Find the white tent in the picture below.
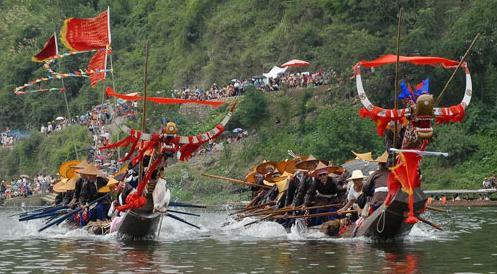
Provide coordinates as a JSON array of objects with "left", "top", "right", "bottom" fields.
[{"left": 263, "top": 66, "right": 287, "bottom": 79}]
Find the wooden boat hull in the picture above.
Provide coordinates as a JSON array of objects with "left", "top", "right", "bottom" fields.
[
  {"left": 349, "top": 188, "right": 427, "bottom": 239},
  {"left": 117, "top": 193, "right": 161, "bottom": 241}
]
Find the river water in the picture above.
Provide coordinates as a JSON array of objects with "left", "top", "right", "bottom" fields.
[{"left": 0, "top": 207, "right": 496, "bottom": 273}]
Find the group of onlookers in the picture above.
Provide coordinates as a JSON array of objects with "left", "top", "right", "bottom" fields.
[
  {"left": 1, "top": 129, "right": 16, "bottom": 147},
  {"left": 171, "top": 68, "right": 337, "bottom": 100},
  {"left": 0, "top": 174, "right": 55, "bottom": 200}
]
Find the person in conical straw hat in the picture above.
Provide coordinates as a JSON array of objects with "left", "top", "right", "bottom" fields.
[
  {"left": 291, "top": 161, "right": 348, "bottom": 226},
  {"left": 261, "top": 171, "right": 291, "bottom": 208},
  {"left": 363, "top": 151, "right": 390, "bottom": 211},
  {"left": 337, "top": 170, "right": 366, "bottom": 215},
  {"left": 71, "top": 163, "right": 111, "bottom": 223},
  {"left": 284, "top": 156, "right": 325, "bottom": 208}
]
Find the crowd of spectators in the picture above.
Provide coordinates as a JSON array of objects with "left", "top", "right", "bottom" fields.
[
  {"left": 1, "top": 129, "right": 17, "bottom": 147},
  {"left": 171, "top": 68, "right": 337, "bottom": 100},
  {"left": 0, "top": 174, "right": 55, "bottom": 201}
]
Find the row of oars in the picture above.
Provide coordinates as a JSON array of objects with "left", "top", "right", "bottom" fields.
[{"left": 16, "top": 197, "right": 208, "bottom": 232}]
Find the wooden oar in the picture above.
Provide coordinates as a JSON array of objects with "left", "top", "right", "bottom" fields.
[
  {"left": 167, "top": 209, "right": 200, "bottom": 217},
  {"left": 19, "top": 208, "right": 68, "bottom": 222},
  {"left": 166, "top": 213, "right": 201, "bottom": 229},
  {"left": 229, "top": 201, "right": 275, "bottom": 216},
  {"left": 426, "top": 206, "right": 448, "bottom": 213},
  {"left": 201, "top": 173, "right": 272, "bottom": 189},
  {"left": 169, "top": 202, "right": 207, "bottom": 208},
  {"left": 244, "top": 210, "right": 356, "bottom": 227},
  {"left": 271, "top": 210, "right": 358, "bottom": 220},
  {"left": 243, "top": 212, "right": 280, "bottom": 227},
  {"left": 16, "top": 204, "right": 66, "bottom": 217},
  {"left": 417, "top": 216, "right": 443, "bottom": 231},
  {"left": 241, "top": 203, "right": 344, "bottom": 218}
]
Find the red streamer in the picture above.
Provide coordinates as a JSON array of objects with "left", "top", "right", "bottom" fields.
[{"left": 106, "top": 87, "right": 224, "bottom": 108}]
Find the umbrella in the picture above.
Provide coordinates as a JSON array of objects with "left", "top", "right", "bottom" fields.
[
  {"left": 341, "top": 159, "right": 378, "bottom": 176},
  {"left": 55, "top": 116, "right": 65, "bottom": 121},
  {"left": 232, "top": 128, "right": 243, "bottom": 133},
  {"left": 281, "top": 59, "right": 311, "bottom": 68}
]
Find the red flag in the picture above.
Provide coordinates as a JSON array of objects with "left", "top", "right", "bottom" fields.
[
  {"left": 88, "top": 49, "right": 107, "bottom": 87},
  {"left": 60, "top": 10, "right": 110, "bottom": 51},
  {"left": 32, "top": 34, "right": 58, "bottom": 62}
]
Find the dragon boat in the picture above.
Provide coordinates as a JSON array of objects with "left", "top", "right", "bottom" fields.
[{"left": 338, "top": 54, "right": 473, "bottom": 239}]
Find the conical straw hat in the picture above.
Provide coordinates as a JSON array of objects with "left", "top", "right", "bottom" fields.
[
  {"left": 62, "top": 174, "right": 80, "bottom": 191},
  {"left": 347, "top": 169, "right": 367, "bottom": 181},
  {"left": 352, "top": 151, "right": 374, "bottom": 161},
  {"left": 309, "top": 161, "right": 344, "bottom": 177},
  {"left": 256, "top": 161, "right": 278, "bottom": 174},
  {"left": 53, "top": 178, "right": 68, "bottom": 193},
  {"left": 98, "top": 176, "right": 119, "bottom": 193},
  {"left": 75, "top": 164, "right": 106, "bottom": 177},
  {"left": 59, "top": 160, "right": 82, "bottom": 179},
  {"left": 374, "top": 151, "right": 388, "bottom": 163}
]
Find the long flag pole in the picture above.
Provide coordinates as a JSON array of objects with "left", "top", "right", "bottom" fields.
[
  {"left": 54, "top": 31, "right": 79, "bottom": 159},
  {"left": 392, "top": 7, "right": 403, "bottom": 152},
  {"left": 138, "top": 40, "right": 150, "bottom": 182}
]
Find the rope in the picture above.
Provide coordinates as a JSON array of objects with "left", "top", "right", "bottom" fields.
[{"left": 376, "top": 208, "right": 387, "bottom": 234}]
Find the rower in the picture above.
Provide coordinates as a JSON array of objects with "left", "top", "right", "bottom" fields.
[
  {"left": 337, "top": 169, "right": 366, "bottom": 215},
  {"left": 299, "top": 162, "right": 347, "bottom": 226},
  {"left": 362, "top": 151, "right": 389, "bottom": 211}
]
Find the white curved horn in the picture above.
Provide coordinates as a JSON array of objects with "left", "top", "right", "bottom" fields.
[
  {"left": 434, "top": 63, "right": 472, "bottom": 115},
  {"left": 355, "top": 65, "right": 410, "bottom": 117}
]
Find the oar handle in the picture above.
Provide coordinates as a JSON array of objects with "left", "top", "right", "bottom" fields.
[
  {"left": 169, "top": 202, "right": 207, "bottom": 208},
  {"left": 167, "top": 209, "right": 200, "bottom": 217},
  {"left": 166, "top": 213, "right": 201, "bottom": 229},
  {"left": 201, "top": 173, "right": 272, "bottom": 189},
  {"left": 272, "top": 210, "right": 358, "bottom": 220}
]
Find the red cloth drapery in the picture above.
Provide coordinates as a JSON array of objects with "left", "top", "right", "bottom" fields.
[
  {"left": 105, "top": 87, "right": 225, "bottom": 108},
  {"left": 355, "top": 54, "right": 459, "bottom": 69},
  {"left": 60, "top": 10, "right": 110, "bottom": 52},
  {"left": 88, "top": 49, "right": 107, "bottom": 87},
  {"left": 32, "top": 34, "right": 58, "bottom": 62}
]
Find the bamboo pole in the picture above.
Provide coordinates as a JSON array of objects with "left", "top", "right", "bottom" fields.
[
  {"left": 271, "top": 209, "right": 357, "bottom": 220},
  {"left": 426, "top": 206, "right": 448, "bottom": 213},
  {"left": 392, "top": 7, "right": 403, "bottom": 150},
  {"left": 229, "top": 201, "right": 275, "bottom": 216},
  {"left": 417, "top": 216, "right": 443, "bottom": 231},
  {"left": 201, "top": 173, "right": 272, "bottom": 189},
  {"left": 241, "top": 203, "right": 344, "bottom": 218},
  {"left": 138, "top": 41, "right": 150, "bottom": 182},
  {"left": 435, "top": 33, "right": 480, "bottom": 106}
]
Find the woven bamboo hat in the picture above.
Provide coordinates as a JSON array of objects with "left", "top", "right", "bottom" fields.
[
  {"left": 53, "top": 178, "right": 69, "bottom": 193},
  {"left": 374, "top": 151, "right": 388, "bottom": 163},
  {"left": 59, "top": 160, "right": 82, "bottom": 179},
  {"left": 352, "top": 151, "right": 374, "bottom": 161},
  {"left": 263, "top": 171, "right": 291, "bottom": 186},
  {"left": 347, "top": 170, "right": 367, "bottom": 181},
  {"left": 62, "top": 174, "right": 81, "bottom": 191},
  {"left": 295, "top": 155, "right": 330, "bottom": 171},
  {"left": 98, "top": 176, "right": 119, "bottom": 193},
  {"left": 309, "top": 162, "right": 345, "bottom": 177},
  {"left": 75, "top": 164, "right": 106, "bottom": 177}
]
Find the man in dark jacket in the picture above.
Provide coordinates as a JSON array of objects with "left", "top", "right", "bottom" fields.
[{"left": 363, "top": 152, "right": 390, "bottom": 210}]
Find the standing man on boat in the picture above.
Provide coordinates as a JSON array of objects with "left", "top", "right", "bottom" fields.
[{"left": 362, "top": 151, "right": 389, "bottom": 211}]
